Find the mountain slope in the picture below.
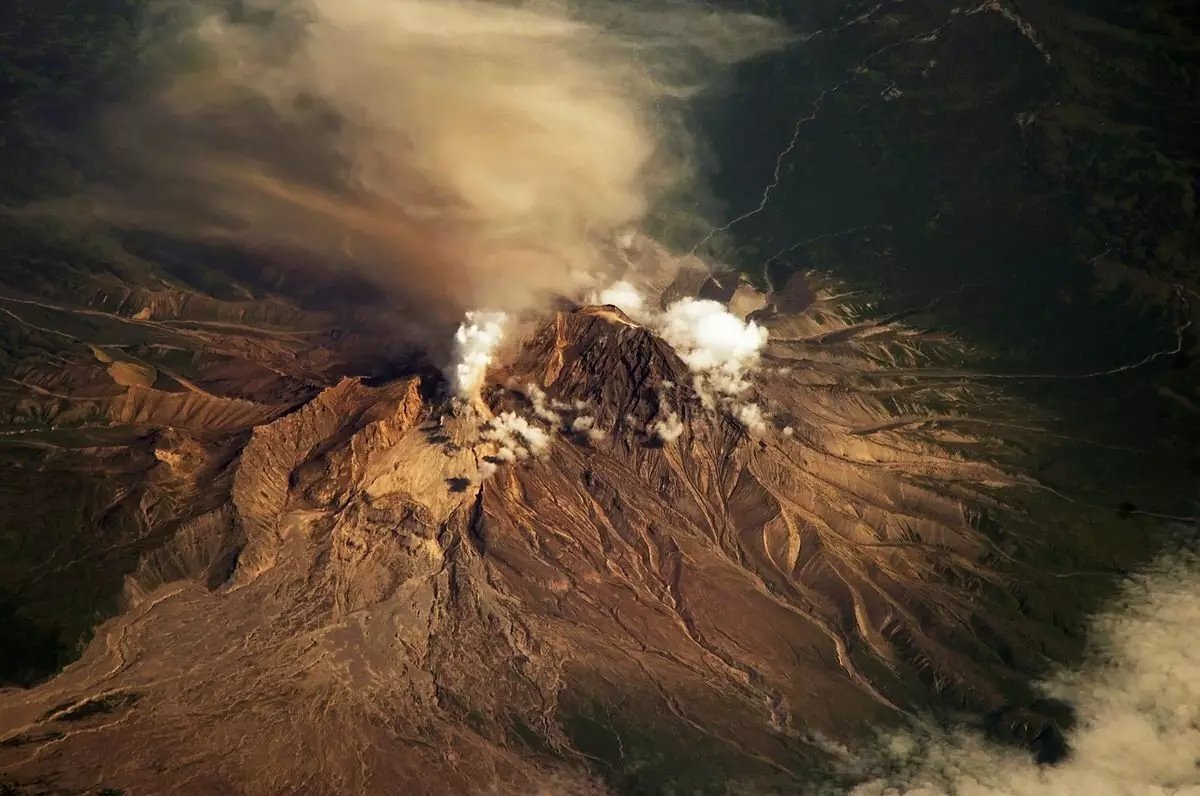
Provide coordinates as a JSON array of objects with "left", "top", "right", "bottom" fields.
[{"left": 0, "top": 281, "right": 1112, "bottom": 794}]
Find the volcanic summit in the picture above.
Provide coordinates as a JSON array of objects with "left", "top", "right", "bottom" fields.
[{"left": 0, "top": 270, "right": 1081, "bottom": 795}]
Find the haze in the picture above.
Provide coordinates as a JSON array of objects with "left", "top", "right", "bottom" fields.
[{"left": 84, "top": 0, "right": 787, "bottom": 317}]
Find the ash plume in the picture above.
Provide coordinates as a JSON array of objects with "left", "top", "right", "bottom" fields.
[
  {"left": 450, "top": 310, "right": 508, "bottom": 397},
  {"left": 82, "top": 0, "right": 788, "bottom": 319},
  {"left": 591, "top": 279, "right": 648, "bottom": 320}
]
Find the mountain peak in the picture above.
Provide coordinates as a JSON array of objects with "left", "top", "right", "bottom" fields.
[
  {"left": 0, "top": 281, "right": 1071, "bottom": 796},
  {"left": 493, "top": 305, "right": 698, "bottom": 432}
]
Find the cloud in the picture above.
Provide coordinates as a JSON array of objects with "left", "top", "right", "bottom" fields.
[
  {"left": 656, "top": 298, "right": 769, "bottom": 396},
  {"left": 526, "top": 382, "right": 564, "bottom": 425},
  {"left": 734, "top": 402, "right": 767, "bottom": 435},
  {"left": 480, "top": 411, "right": 552, "bottom": 462},
  {"left": 81, "top": 0, "right": 788, "bottom": 319},
  {"left": 450, "top": 311, "right": 508, "bottom": 397},
  {"left": 653, "top": 296, "right": 771, "bottom": 430},
  {"left": 474, "top": 460, "right": 499, "bottom": 482},
  {"left": 588, "top": 279, "right": 773, "bottom": 427},
  {"left": 850, "top": 548, "right": 1200, "bottom": 795},
  {"left": 591, "top": 280, "right": 647, "bottom": 319},
  {"left": 570, "top": 414, "right": 606, "bottom": 441},
  {"left": 470, "top": 384, "right": 606, "bottom": 480},
  {"left": 652, "top": 409, "right": 684, "bottom": 442}
]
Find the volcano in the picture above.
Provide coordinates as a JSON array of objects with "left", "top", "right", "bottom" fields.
[{"left": 0, "top": 260, "right": 1091, "bottom": 795}]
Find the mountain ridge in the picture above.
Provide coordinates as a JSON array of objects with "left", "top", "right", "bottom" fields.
[{"left": 0, "top": 291, "right": 1100, "bottom": 793}]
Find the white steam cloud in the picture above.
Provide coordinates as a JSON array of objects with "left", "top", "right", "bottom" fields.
[
  {"left": 734, "top": 401, "right": 768, "bottom": 436},
  {"left": 571, "top": 414, "right": 606, "bottom": 442},
  {"left": 657, "top": 298, "right": 769, "bottom": 397},
  {"left": 586, "top": 282, "right": 771, "bottom": 432},
  {"left": 471, "top": 384, "right": 606, "bottom": 480},
  {"left": 852, "top": 549, "right": 1200, "bottom": 796},
  {"left": 652, "top": 409, "right": 685, "bottom": 442},
  {"left": 526, "top": 382, "right": 564, "bottom": 425},
  {"left": 90, "top": 0, "right": 788, "bottom": 319},
  {"left": 481, "top": 412, "right": 551, "bottom": 459},
  {"left": 475, "top": 410, "right": 554, "bottom": 481},
  {"left": 592, "top": 280, "right": 647, "bottom": 319},
  {"left": 450, "top": 310, "right": 508, "bottom": 397}
]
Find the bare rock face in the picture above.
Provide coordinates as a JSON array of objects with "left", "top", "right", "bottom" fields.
[{"left": 0, "top": 282, "right": 1092, "bottom": 795}]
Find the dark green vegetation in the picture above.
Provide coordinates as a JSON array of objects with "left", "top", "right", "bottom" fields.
[
  {"left": 0, "top": 0, "right": 144, "bottom": 202},
  {"left": 707, "top": 0, "right": 1199, "bottom": 564}
]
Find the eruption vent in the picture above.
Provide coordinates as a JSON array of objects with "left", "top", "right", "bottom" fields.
[
  {"left": 450, "top": 310, "right": 508, "bottom": 397},
  {"left": 584, "top": 278, "right": 771, "bottom": 429},
  {"left": 592, "top": 280, "right": 647, "bottom": 319}
]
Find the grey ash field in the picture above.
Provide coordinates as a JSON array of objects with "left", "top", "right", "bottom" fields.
[{"left": 1, "top": 0, "right": 1198, "bottom": 794}]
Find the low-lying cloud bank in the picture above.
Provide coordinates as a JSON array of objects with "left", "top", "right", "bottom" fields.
[{"left": 851, "top": 547, "right": 1200, "bottom": 795}]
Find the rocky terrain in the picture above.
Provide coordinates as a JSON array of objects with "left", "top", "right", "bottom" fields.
[
  {"left": 0, "top": 235, "right": 1153, "bottom": 794},
  {"left": 1, "top": 0, "right": 1194, "bottom": 793}
]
